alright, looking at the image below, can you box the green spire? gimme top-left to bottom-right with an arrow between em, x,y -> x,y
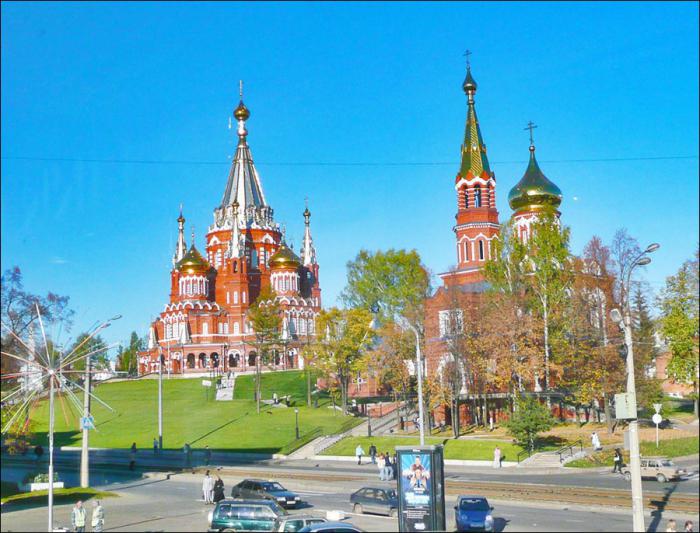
459,66 -> 491,178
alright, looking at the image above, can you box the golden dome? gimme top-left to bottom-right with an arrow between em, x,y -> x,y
508,146 -> 562,212
269,243 -> 301,269
233,100 -> 250,121
176,245 -> 210,274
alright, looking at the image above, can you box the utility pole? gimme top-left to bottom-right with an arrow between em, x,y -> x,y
80,354 -> 91,488
158,349 -> 163,451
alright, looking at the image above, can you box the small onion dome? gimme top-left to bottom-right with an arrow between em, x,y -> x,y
269,243 -> 301,270
176,244 -> 210,274
233,100 -> 250,121
463,67 -> 477,94
508,146 -> 562,212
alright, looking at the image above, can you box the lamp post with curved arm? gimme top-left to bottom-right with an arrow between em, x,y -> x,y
610,242 -> 659,533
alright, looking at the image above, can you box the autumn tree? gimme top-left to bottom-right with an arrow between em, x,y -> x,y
247,287 -> 282,413
314,307 -> 375,415
658,250 -> 700,416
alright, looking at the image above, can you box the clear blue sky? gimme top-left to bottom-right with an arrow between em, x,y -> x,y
2,2 -> 698,353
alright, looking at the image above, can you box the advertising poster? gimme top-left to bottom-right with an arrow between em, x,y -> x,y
396,445 -> 444,532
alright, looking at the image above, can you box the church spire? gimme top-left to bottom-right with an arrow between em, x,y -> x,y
300,200 -> 317,266
459,54 -> 491,179
172,204 -> 187,266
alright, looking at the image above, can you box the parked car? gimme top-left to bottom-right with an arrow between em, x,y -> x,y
454,495 -> 495,532
231,479 -> 303,508
207,498 -> 287,532
623,457 -> 687,483
298,522 -> 364,533
274,515 -> 327,532
350,487 -> 398,518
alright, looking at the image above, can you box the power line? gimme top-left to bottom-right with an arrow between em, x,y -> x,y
1,155 -> 697,167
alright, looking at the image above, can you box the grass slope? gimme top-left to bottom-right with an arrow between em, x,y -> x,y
1,487 -> 116,506
321,436 -> 526,461
26,372 -> 355,453
566,437 -> 699,468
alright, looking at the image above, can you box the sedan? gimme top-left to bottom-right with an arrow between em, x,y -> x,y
298,522 -> 364,533
454,495 -> 494,532
231,479 -> 302,508
350,487 -> 398,518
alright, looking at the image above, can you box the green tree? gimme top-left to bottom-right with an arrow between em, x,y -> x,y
658,250 -> 700,416
66,333 -> 109,374
314,307 -> 374,415
247,287 -> 282,413
116,331 -> 143,375
631,286 -> 663,411
505,394 -> 556,450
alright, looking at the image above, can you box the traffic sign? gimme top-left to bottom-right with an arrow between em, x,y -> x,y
652,413 -> 663,425
653,403 -> 663,414
80,415 -> 95,430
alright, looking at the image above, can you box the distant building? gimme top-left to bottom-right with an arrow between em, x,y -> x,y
139,91 -> 321,375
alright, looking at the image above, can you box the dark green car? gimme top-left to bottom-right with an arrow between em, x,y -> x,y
207,499 -> 288,532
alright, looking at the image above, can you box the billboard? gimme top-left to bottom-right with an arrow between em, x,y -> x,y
396,445 -> 445,532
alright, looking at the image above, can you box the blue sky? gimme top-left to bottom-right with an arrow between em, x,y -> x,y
2,2 -> 698,352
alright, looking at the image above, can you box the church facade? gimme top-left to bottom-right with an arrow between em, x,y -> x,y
138,94 -> 321,375
424,63 -> 563,423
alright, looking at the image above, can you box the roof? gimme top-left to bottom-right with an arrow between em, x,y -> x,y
176,244 -> 210,274
458,68 -> 491,179
269,243 -> 301,269
508,146 -> 562,212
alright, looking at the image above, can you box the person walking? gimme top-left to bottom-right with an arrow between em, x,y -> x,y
591,432 -> 602,451
612,448 -> 623,474
213,476 -> 225,503
202,470 -> 214,504
493,446 -> 502,469
377,453 -> 386,480
71,500 -> 87,533
129,442 -> 137,471
355,444 -> 365,465
91,499 -> 105,532
369,443 -> 377,464
384,452 -> 393,481
153,437 -> 158,454
205,445 -> 212,466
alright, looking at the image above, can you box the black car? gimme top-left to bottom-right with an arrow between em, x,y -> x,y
207,498 -> 288,532
350,487 -> 398,518
231,479 -> 302,508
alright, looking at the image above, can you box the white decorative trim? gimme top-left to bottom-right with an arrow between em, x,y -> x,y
454,176 -> 495,190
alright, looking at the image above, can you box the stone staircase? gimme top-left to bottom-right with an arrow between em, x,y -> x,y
519,451 -> 565,468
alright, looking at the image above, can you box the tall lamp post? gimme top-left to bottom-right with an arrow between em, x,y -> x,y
294,408 -> 300,440
398,317 -> 425,446
610,242 -> 659,533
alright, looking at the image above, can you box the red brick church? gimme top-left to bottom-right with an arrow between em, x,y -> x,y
424,62 -> 563,423
139,90 -> 321,375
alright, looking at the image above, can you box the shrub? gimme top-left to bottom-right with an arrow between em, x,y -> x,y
505,395 -> 556,449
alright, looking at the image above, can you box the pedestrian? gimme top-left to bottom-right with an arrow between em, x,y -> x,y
591,432 -> 602,451
153,437 -> 158,454
71,500 -> 87,533
273,392 -> 279,405
202,470 -> 214,504
213,476 -> 225,503
685,521 -> 694,532
91,499 -> 105,532
205,445 -> 212,466
667,519 -> 678,532
612,448 -> 623,474
493,446 -> 502,469
183,442 -> 192,470
392,453 -> 398,480
377,453 -> 386,480
369,443 -> 377,464
355,444 -> 365,465
384,452 -> 393,480
129,442 -> 137,470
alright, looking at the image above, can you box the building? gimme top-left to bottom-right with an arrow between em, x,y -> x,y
138,92 -> 321,375
424,63 -> 563,425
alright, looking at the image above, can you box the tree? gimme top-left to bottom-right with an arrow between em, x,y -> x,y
247,287 -> 282,414
1,266 -> 74,378
66,333 -> 109,374
631,286 -> 663,411
658,250 -> 700,416
314,307 -> 374,415
505,394 -> 556,450
116,332 -> 143,375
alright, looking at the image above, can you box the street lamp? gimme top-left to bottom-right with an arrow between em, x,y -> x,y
398,317 -> 425,446
610,242 -> 659,533
294,408 -> 300,440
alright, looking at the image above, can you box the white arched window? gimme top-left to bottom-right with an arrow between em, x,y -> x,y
224,323 -> 229,334
234,322 -> 240,335
202,323 -> 209,335
242,291 -> 247,304
234,291 -> 239,304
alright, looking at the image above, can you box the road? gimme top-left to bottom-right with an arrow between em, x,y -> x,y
2,468 -> 698,532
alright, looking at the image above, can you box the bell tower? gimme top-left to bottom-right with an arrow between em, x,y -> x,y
441,56 -> 500,286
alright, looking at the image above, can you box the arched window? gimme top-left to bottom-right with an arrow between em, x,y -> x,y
474,185 -> 482,208
202,323 -> 209,335
464,188 -> 469,208
464,241 -> 469,261
234,322 -> 240,335
479,240 -> 484,260
224,323 -> 229,334
233,291 -> 239,304
242,291 -> 246,304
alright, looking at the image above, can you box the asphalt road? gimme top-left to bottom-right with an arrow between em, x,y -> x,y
2,469 -> 698,532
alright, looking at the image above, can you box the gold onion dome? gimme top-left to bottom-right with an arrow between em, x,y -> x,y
234,100 -> 250,121
269,243 -> 301,269
176,245 -> 210,274
508,146 -> 562,212
463,67 -> 477,94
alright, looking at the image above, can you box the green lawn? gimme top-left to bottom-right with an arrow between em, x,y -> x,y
566,437 -> 699,468
1,487 -> 116,506
26,373 -> 357,454
234,370 -> 317,403
661,398 -> 697,422
321,436 -> 526,461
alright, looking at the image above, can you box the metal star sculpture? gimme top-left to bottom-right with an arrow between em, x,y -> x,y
1,304 -> 120,531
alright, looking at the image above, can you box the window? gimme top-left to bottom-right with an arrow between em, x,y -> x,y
464,189 -> 469,208
474,185 -> 482,207
234,322 -> 240,334
464,241 -> 469,261
479,240 -> 484,260
233,291 -> 239,304
224,323 -> 229,334
242,291 -> 246,304
202,323 -> 208,335
438,309 -> 463,337
226,291 -> 230,304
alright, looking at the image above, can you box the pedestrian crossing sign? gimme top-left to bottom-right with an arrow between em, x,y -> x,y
80,415 -> 95,430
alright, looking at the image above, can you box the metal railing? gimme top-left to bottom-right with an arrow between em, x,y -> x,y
517,445 -> 535,464
555,439 -> 583,463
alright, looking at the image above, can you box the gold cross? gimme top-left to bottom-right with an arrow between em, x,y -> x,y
463,49 -> 472,69
524,121 -> 538,146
